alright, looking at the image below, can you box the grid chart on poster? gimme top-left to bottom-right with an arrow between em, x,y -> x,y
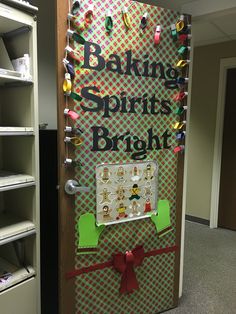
71,0 -> 184,313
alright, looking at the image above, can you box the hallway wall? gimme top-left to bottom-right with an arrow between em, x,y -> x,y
186,40 -> 236,220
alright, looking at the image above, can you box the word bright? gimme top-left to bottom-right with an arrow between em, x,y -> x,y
91,126 -> 171,160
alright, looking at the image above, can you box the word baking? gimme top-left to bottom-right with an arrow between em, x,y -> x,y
81,87 -> 173,118
81,42 -> 179,89
91,126 -> 172,160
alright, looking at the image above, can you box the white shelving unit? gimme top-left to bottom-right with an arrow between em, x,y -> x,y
0,2 -> 40,314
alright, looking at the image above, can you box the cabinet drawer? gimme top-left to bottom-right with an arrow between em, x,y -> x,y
0,277 -> 37,314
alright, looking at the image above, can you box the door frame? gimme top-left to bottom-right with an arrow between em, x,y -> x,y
210,57 -> 236,229
56,0 -> 77,313
178,41 -> 194,297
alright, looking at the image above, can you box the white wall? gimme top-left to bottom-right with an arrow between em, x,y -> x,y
186,40 -> 236,220
31,0 -> 57,129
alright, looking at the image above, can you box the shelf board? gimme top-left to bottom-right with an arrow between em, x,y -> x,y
0,127 -> 34,136
0,1 -> 38,16
0,257 -> 35,293
0,171 -> 35,192
0,69 -> 33,86
0,213 -> 35,245
0,8 -> 27,33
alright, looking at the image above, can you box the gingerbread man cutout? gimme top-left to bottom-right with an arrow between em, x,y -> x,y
100,188 -> 112,204
116,185 -> 126,201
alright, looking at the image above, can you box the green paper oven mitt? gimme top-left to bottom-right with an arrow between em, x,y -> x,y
76,213 -> 105,254
151,200 -> 173,237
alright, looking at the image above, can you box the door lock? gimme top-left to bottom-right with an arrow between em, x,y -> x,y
65,180 -> 90,195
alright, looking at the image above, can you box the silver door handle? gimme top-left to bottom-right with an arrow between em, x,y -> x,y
65,180 -> 90,195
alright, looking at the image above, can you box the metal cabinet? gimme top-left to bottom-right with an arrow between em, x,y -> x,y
0,2 -> 40,313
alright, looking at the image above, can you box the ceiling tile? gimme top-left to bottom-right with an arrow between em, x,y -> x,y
138,0 -> 195,11
192,21 -> 227,43
212,13 -> 236,35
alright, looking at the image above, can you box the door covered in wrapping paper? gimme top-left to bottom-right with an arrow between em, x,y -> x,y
56,0 -> 191,313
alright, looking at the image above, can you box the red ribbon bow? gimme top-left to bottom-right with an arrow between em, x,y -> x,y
113,245 -> 144,294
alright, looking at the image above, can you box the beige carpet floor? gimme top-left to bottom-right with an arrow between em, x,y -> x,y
168,221 -> 236,314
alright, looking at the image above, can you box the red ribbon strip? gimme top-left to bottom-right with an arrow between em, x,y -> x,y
66,245 -> 178,293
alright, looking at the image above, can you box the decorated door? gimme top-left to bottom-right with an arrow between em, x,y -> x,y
56,0 -> 191,313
